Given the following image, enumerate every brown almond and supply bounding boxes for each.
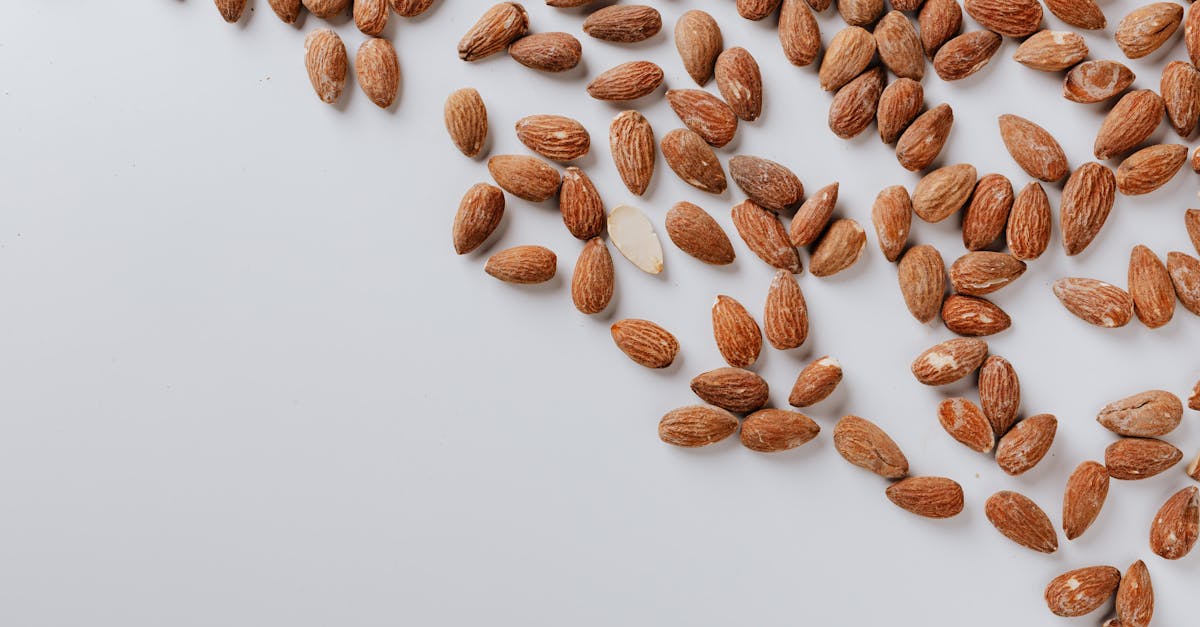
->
[1064,60,1136,103]
[390,0,435,16]
[509,32,583,72]
[1161,61,1200,137]
[738,0,784,21]
[789,356,843,407]
[871,185,912,261]
[666,90,738,148]
[1189,448,1200,478]
[1150,486,1199,559]
[1116,2,1182,59]
[715,48,764,122]
[1014,30,1088,71]
[1007,182,1052,260]
[588,61,664,101]
[1128,246,1176,328]
[1045,566,1121,617]
[559,167,604,240]
[937,397,995,453]
[1106,437,1183,480]
[354,0,389,36]
[611,319,678,368]
[662,128,727,194]
[998,114,1069,182]
[919,0,963,58]
[445,87,488,158]
[458,3,529,61]
[485,245,557,284]
[452,183,505,255]
[1117,144,1188,196]
[965,0,1042,37]
[1053,278,1135,327]
[515,115,590,162]
[487,155,560,202]
[268,0,301,23]
[790,182,838,247]
[912,163,976,222]
[1063,460,1110,540]
[1168,251,1200,314]
[1187,209,1200,254]
[810,219,866,277]
[1061,162,1117,255]
[690,367,769,413]
[897,245,946,323]
[891,0,921,9]
[302,0,349,18]
[962,174,1013,251]
[712,295,762,368]
[609,111,655,196]
[659,406,738,447]
[779,0,822,67]
[911,338,988,386]
[731,200,802,273]
[839,0,884,27]
[933,31,1002,81]
[886,477,964,518]
[729,156,804,212]
[950,252,1026,296]
[1044,0,1106,30]
[896,103,953,171]
[828,68,886,140]
[819,27,877,91]
[304,29,348,105]
[979,355,1020,436]
[941,295,1011,336]
[675,10,722,85]
[875,11,925,80]
[545,0,591,6]
[571,238,614,315]
[996,414,1057,475]
[665,202,735,265]
[1190,2,1200,66]
[877,78,924,144]
[985,491,1058,553]
[1099,390,1182,438]
[741,409,820,452]
[583,5,661,43]
[833,415,909,479]
[356,38,399,108]
[764,270,809,350]
[1116,560,1154,627]
[1095,90,1165,160]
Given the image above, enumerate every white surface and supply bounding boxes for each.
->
[1,1,1199,625]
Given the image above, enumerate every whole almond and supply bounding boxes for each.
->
[810,219,866,277]
[487,155,560,202]
[712,295,762,368]
[356,39,400,108]
[919,0,963,57]
[1099,390,1182,438]
[587,61,664,101]
[1128,246,1175,328]
[979,355,1020,436]
[390,0,435,16]
[871,185,912,261]
[1063,461,1110,540]
[789,356,843,406]
[690,367,769,413]
[839,0,884,27]
[675,10,722,85]
[665,202,735,265]
[609,110,655,196]
[1117,144,1188,195]
[911,337,988,386]
[950,251,1026,296]
[215,0,247,22]
[458,3,529,61]
[452,183,505,254]
[779,0,822,67]
[1053,278,1135,327]
[1064,60,1136,103]
[741,409,821,452]
[790,182,839,246]
[302,0,349,18]
[1150,486,1199,559]
[571,238,614,315]
[738,0,784,21]
[659,406,738,447]
[1116,2,1182,59]
[875,11,925,80]
[828,68,886,140]
[764,270,809,349]
[1161,61,1200,137]
[667,90,738,148]
[268,0,301,23]
[877,78,924,144]
[1045,566,1121,617]
[662,129,727,194]
[912,163,976,222]
[515,115,590,162]
[998,114,1069,182]
[1095,90,1164,160]
[1061,162,1117,255]
[731,200,803,273]
[715,48,763,121]
[509,32,583,72]
[885,476,964,519]
[997,414,1056,475]
[962,174,1013,251]
[985,491,1058,553]
[545,0,591,7]
[1014,30,1088,71]
[965,0,1042,37]
[833,415,909,479]
[1168,251,1200,315]
[304,29,348,105]
[559,167,604,240]
[819,27,877,91]
[444,88,488,158]
[607,204,664,274]
[1106,437,1183,479]
[1044,0,1106,30]
[485,245,557,284]
[583,5,661,43]
[933,31,1002,81]
[937,397,995,453]
[1190,2,1200,66]
[1189,449,1200,478]
[1007,182,1051,260]
[897,244,946,323]
[611,319,678,368]
[1116,560,1153,627]
[354,0,389,36]
[942,295,1011,336]
[1187,209,1200,253]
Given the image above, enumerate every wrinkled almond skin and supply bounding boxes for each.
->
[741,409,820,452]
[779,0,822,67]
[587,61,664,101]
[515,115,590,162]
[1187,209,1200,254]
[304,29,348,105]
[950,252,1026,296]
[1064,60,1136,103]
[937,397,994,453]
[896,103,953,172]
[559,167,604,240]
[509,32,583,72]
[875,11,925,80]
[897,244,946,323]
[458,3,529,61]
[1099,390,1183,438]
[941,295,1011,337]
[1128,246,1176,328]
[790,182,839,247]
[390,0,436,16]
[828,68,886,140]
[872,185,912,261]
[1044,0,1106,30]
[911,338,988,386]
[214,0,247,22]
[789,356,842,407]
[996,413,1056,475]
[729,156,804,212]
[985,491,1058,553]
[1168,251,1200,315]
[964,0,1043,37]
[1116,144,1188,196]
[485,245,557,284]
[764,270,809,349]
[998,115,1069,183]
[611,319,678,369]
[979,355,1019,436]
[452,183,505,255]
[675,10,722,85]
[662,128,727,194]
[445,88,488,158]
[665,202,735,265]
[1189,448,1200,478]
[738,0,784,21]
[582,5,662,43]
[1053,278,1135,327]
[933,31,1002,81]
[833,415,909,479]
[1116,560,1154,627]
[268,0,302,23]
[690,367,769,414]
[715,48,763,122]
[962,174,1013,251]
[571,238,614,315]
[839,0,884,27]
[487,155,560,202]
[1045,566,1121,617]
[354,0,389,36]
[666,90,739,148]
[919,0,963,57]
[819,27,877,91]
[1063,461,1110,541]
[886,477,964,519]
[1161,61,1200,137]
[302,0,349,18]
[356,38,400,108]
[1007,182,1052,260]
[877,78,924,145]
[1106,437,1183,480]
[609,111,655,196]
[1095,90,1164,160]
[1150,486,1199,559]
[1014,30,1088,71]
[659,406,739,447]
[712,295,762,368]
[810,219,866,277]
[1115,2,1182,59]
[1060,162,1117,255]
[912,163,976,222]
[732,200,802,273]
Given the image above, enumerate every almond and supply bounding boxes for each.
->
[1116,2,1182,59]
[1045,566,1121,617]
[690,367,769,413]
[1095,90,1164,160]
[738,0,784,21]
[1168,251,1200,314]
[607,204,664,274]
[1063,460,1110,540]
[839,0,884,27]
[912,163,976,222]
[810,219,866,277]
[1190,2,1200,66]
[675,10,722,85]
[877,78,924,144]
[659,406,738,447]
[302,0,349,18]
[891,0,922,9]
[897,245,946,323]
[1106,437,1183,479]
[509,32,583,72]
[942,295,1011,336]
[1061,162,1117,255]
[1014,30,1088,71]
[933,31,1002,81]
[715,48,764,121]
[911,338,988,386]
[611,319,678,368]
[1189,448,1200,478]
[872,185,912,261]
[950,252,1026,296]
[764,270,809,350]
[1116,560,1153,627]
[918,0,963,57]
[444,87,488,158]
[583,5,661,43]
[304,29,348,105]
[985,491,1058,553]
[832,415,909,479]
[559,167,604,240]
[1150,486,1199,559]
[487,155,560,202]
[1191,378,1200,411]
[1007,182,1052,260]
[828,68,886,140]
[979,355,1020,436]
[609,111,655,196]
[885,477,964,519]
[779,0,822,67]
[729,155,804,212]
[662,129,727,194]
[875,11,925,80]
[962,174,1013,251]
[819,27,877,91]
[997,414,1056,475]
[571,238,614,315]
[515,115,589,162]
[965,0,1043,37]
[545,0,591,5]
[1044,0,1106,30]
[741,409,821,452]
[1116,144,1188,195]
[215,0,246,22]
[1128,246,1175,328]
[937,397,995,453]
[390,0,435,16]
[354,0,389,36]
[789,182,838,247]
[665,202,735,265]
[1187,209,1200,253]
[268,0,301,23]
[452,183,505,254]
[1161,61,1200,137]
[712,295,762,368]
[731,200,803,273]
[1053,278,1135,327]
[485,245,557,284]
[997,114,1069,182]
[458,3,528,61]
[789,356,842,407]
[1064,60,1136,103]
[587,61,664,101]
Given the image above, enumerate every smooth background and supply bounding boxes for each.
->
[1,1,1198,624]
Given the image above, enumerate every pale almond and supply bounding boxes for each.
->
[937,397,995,453]
[911,337,988,386]
[741,409,821,452]
[1115,2,1182,59]
[587,61,664,101]
[675,10,722,85]
[885,476,964,519]
[659,406,739,447]
[961,173,1013,251]
[996,413,1056,475]
[444,87,488,158]
[1045,566,1120,617]
[790,182,838,247]
[583,5,661,43]
[1150,486,1199,559]
[214,0,246,22]
[875,11,925,80]
[559,167,604,240]
[515,114,590,162]
[833,415,909,479]
[666,89,739,148]
[828,68,885,140]
[268,0,301,23]
[509,32,583,72]
[897,244,946,323]
[779,0,822,67]
[764,270,809,349]
[487,154,560,202]
[458,2,529,62]
[979,355,1020,436]
[1106,437,1183,480]
[729,155,804,211]
[919,0,963,58]
[1190,2,1200,66]
[810,219,866,277]
[690,367,769,414]
[949,251,1026,296]
[715,47,764,121]
[877,78,924,144]
[452,183,505,254]
[789,356,842,407]
[1014,30,1088,71]
[1007,182,1052,260]
[607,204,663,274]
[662,128,727,194]
[997,114,1069,182]
[304,29,348,105]
[1098,389,1182,437]
[1187,209,1200,254]
[390,0,435,16]
[485,245,557,284]
[712,295,762,368]
[871,185,912,261]
[933,30,1002,81]
[985,490,1058,553]
[1116,144,1187,196]
[611,319,678,368]
[571,238,614,315]
[912,163,976,222]
[1063,460,1110,540]
[1167,251,1200,315]
[1095,90,1164,160]
[819,26,877,91]
[1128,245,1175,328]
[1064,60,1136,103]
[731,200,802,273]
[609,110,655,196]
[941,295,1011,336]
[1053,277,1134,327]
[1061,162,1117,255]
[665,202,735,265]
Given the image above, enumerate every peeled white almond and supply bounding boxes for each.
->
[607,204,664,274]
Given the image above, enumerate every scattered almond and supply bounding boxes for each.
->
[877,78,924,145]
[912,163,977,223]
[779,0,822,67]
[1097,389,1184,439]
[918,0,963,58]
[764,270,809,350]
[875,11,925,80]
[1187,209,1200,253]
[458,2,529,62]
[1161,61,1200,137]
[1007,182,1052,260]
[911,337,988,386]
[885,476,964,519]
[964,0,1043,37]
[715,47,764,122]
[997,114,1069,182]
[985,490,1058,553]
[1064,60,1136,103]
[839,0,884,27]
[1045,566,1121,617]
[819,26,877,92]
[1115,2,1182,59]
[354,0,389,36]
[1044,0,1106,30]
[949,251,1026,296]
[1014,30,1088,71]
[659,406,738,447]
[611,319,678,368]
[662,128,728,194]
[515,114,590,162]
[268,0,301,23]
[607,204,664,274]
[609,110,656,196]
[789,356,842,407]
[997,413,1056,475]
[302,0,349,18]
[712,295,762,368]
[732,200,803,273]
[729,156,804,212]
[979,355,1020,436]
[690,367,770,413]
[665,202,735,265]
[1060,162,1117,255]
[829,68,886,140]
[356,38,400,108]
[487,155,560,202]
[1168,251,1200,314]
[1189,449,1200,479]
[666,90,738,149]
[896,103,953,171]
[675,10,722,85]
[941,295,1011,336]
[1106,437,1183,480]
[897,244,946,323]
[933,30,1002,81]
[1095,90,1164,160]
[509,32,583,72]
[833,415,910,479]
[583,5,661,43]
[871,185,912,261]
[810,219,866,277]
[1117,144,1187,195]
[559,167,604,240]
[937,397,995,453]
[741,409,821,452]
[304,29,348,105]
[1063,460,1110,540]
[790,182,839,247]
[1128,246,1176,328]
[1116,560,1154,627]
[445,87,488,158]
[571,238,614,315]
[961,173,1013,251]
[587,61,664,101]
[485,245,557,284]
[452,183,505,255]
[1150,486,1199,559]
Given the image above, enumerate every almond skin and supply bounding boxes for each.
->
[885,477,964,519]
[897,244,946,323]
[729,156,804,212]
[1099,390,1183,439]
[911,338,988,386]
[877,78,924,144]
[452,183,505,255]
[949,252,1026,296]
[487,155,560,202]
[458,3,529,61]
[1168,251,1200,314]
[1116,144,1188,196]
[732,200,802,273]
[485,245,557,284]
[559,167,604,240]
[1187,209,1200,254]
[839,0,884,27]
[1063,460,1110,541]
[1014,30,1088,71]
[1150,486,1199,559]
[607,204,663,275]
[214,0,247,22]
[1064,60,1136,103]
[933,30,1002,81]
[1116,560,1154,627]
[1060,162,1117,255]
[609,111,655,196]
[828,68,886,140]
[1115,2,1182,59]
[1007,182,1052,260]
[961,174,1013,251]
[964,0,1043,37]
[790,182,839,247]
[665,202,735,265]
[662,128,727,194]
[1189,448,1200,478]
[738,0,784,21]
[715,48,763,122]
[690,367,769,414]
[444,88,488,158]
[1161,61,1200,137]
[304,29,348,105]
[1128,246,1175,328]
[515,115,590,162]
[872,185,912,261]
[582,5,662,43]
[1190,2,1200,67]
[508,32,583,72]
[1053,278,1135,327]
[833,415,909,479]
[941,295,1011,336]
[819,27,877,91]
[741,409,820,452]
[675,10,722,85]
[875,11,925,80]
[1044,0,1106,30]
[997,114,1069,183]
[810,219,866,277]
[712,295,762,368]
[302,0,350,18]
[912,163,976,222]
[1095,90,1164,160]
[1106,437,1183,480]
[666,90,738,148]
[996,413,1056,475]
[354,0,389,36]
[1045,566,1121,617]
[390,0,435,16]
[659,406,739,448]
[985,491,1058,553]
[587,61,665,101]
[919,0,963,58]
[789,356,842,407]
[937,397,995,453]
[611,319,678,369]
[979,355,1020,436]
[764,270,809,350]
[779,0,822,67]
[571,238,614,315]
[356,38,400,108]
[267,0,301,23]
[896,103,953,172]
